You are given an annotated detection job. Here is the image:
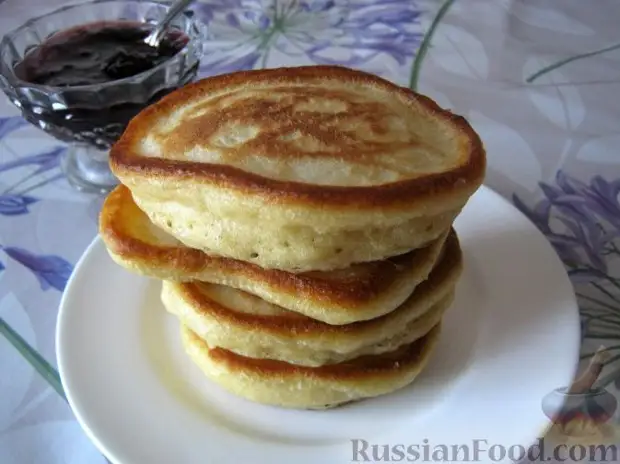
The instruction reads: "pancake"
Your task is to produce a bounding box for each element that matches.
[161,231,461,366]
[166,283,453,366]
[110,65,486,271]
[100,185,451,325]
[181,322,442,409]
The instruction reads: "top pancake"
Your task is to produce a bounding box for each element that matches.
[110,66,485,270]
[112,66,483,190]
[112,65,484,200]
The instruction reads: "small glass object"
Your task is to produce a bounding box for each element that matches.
[0,0,205,194]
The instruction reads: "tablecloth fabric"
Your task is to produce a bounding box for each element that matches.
[1,0,620,462]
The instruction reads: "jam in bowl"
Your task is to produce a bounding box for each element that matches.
[0,0,206,193]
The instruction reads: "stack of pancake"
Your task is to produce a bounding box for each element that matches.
[99,66,486,409]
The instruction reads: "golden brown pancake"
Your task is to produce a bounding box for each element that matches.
[167,286,452,366]
[181,323,441,409]
[162,232,461,366]
[100,185,451,325]
[110,65,485,271]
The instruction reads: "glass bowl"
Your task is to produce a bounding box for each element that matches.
[0,0,206,194]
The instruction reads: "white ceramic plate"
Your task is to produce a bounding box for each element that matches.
[57,185,580,464]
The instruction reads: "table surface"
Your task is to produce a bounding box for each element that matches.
[1,0,620,462]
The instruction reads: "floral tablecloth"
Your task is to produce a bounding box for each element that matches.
[2,0,620,462]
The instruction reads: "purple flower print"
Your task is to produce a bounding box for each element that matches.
[514,170,620,348]
[2,247,73,292]
[584,176,620,233]
[0,116,27,139]
[298,0,424,66]
[0,195,38,216]
[512,192,582,268]
[0,147,66,198]
[0,146,65,175]
[193,0,425,77]
[514,170,620,277]
[191,0,245,23]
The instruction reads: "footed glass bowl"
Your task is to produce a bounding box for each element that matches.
[0,0,206,194]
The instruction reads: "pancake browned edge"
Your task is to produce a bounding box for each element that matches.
[100,184,449,325]
[181,323,442,410]
[162,231,461,366]
[109,65,485,271]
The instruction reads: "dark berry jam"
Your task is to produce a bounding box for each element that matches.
[12,21,197,149]
[15,21,187,86]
